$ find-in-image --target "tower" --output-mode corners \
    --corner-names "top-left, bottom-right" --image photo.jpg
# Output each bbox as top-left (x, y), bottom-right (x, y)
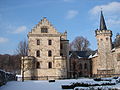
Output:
top-left (95, 11), bottom-right (114, 75)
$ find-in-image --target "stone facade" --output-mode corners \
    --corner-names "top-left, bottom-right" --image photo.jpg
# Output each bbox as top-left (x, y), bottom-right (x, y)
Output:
top-left (92, 11), bottom-right (120, 77)
top-left (69, 51), bottom-right (92, 78)
top-left (21, 17), bottom-right (69, 80)
top-left (21, 11), bottom-right (120, 79)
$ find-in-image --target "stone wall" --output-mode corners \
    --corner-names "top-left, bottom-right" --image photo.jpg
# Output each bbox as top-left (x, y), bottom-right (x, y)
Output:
top-left (22, 18), bottom-right (69, 80)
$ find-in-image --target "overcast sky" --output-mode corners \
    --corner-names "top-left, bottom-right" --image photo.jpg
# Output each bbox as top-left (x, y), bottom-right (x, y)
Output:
top-left (0, 0), bottom-right (120, 54)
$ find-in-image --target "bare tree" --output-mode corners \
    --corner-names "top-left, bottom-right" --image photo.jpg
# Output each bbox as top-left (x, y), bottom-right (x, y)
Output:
top-left (16, 40), bottom-right (28, 56)
top-left (69, 41), bottom-right (74, 51)
top-left (69, 36), bottom-right (90, 51)
top-left (16, 40), bottom-right (28, 82)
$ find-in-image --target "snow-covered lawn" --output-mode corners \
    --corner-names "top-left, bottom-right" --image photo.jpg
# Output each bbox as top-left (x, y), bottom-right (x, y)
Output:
top-left (0, 78), bottom-right (120, 90)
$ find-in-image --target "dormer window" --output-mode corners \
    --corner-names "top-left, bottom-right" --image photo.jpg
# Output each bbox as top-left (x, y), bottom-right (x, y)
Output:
top-left (41, 27), bottom-right (48, 33)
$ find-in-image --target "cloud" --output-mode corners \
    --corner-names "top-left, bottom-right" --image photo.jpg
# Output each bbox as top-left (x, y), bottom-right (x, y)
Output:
top-left (12, 26), bottom-right (27, 34)
top-left (90, 2), bottom-right (120, 15)
top-left (0, 37), bottom-right (8, 43)
top-left (107, 18), bottom-right (120, 28)
top-left (89, 2), bottom-right (120, 29)
top-left (66, 10), bottom-right (79, 19)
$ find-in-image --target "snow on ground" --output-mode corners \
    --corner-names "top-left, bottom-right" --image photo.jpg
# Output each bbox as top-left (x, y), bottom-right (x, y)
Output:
top-left (0, 78), bottom-right (120, 90)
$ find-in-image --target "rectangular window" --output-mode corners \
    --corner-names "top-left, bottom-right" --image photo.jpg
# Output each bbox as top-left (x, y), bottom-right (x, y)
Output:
top-left (48, 50), bottom-right (52, 57)
top-left (48, 62), bottom-right (52, 68)
top-left (41, 28), bottom-right (48, 33)
top-left (48, 40), bottom-right (52, 45)
top-left (36, 50), bottom-right (40, 57)
top-left (37, 39), bottom-right (40, 45)
top-left (60, 43), bottom-right (63, 49)
top-left (36, 62), bottom-right (40, 69)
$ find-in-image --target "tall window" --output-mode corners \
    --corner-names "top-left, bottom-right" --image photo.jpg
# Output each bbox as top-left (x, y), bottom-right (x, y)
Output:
top-left (36, 62), bottom-right (40, 68)
top-left (60, 43), bottom-right (63, 49)
top-left (84, 63), bottom-right (87, 69)
top-left (36, 50), bottom-right (40, 57)
top-left (48, 50), bottom-right (52, 57)
top-left (80, 63), bottom-right (82, 69)
top-left (37, 39), bottom-right (40, 45)
top-left (48, 40), bottom-right (52, 45)
top-left (48, 62), bottom-right (52, 68)
top-left (41, 27), bottom-right (48, 33)
top-left (60, 53), bottom-right (63, 56)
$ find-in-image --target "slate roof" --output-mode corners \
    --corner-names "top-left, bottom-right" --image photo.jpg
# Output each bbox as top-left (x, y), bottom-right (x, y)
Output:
top-left (69, 50), bottom-right (97, 58)
top-left (100, 11), bottom-right (107, 30)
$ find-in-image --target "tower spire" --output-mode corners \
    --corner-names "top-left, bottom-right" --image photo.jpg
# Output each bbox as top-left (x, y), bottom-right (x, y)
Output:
top-left (100, 10), bottom-right (107, 30)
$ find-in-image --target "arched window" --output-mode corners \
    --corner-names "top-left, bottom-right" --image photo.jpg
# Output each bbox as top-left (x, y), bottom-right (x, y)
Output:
top-left (84, 63), bottom-right (87, 69)
top-left (36, 62), bottom-right (40, 68)
top-left (80, 63), bottom-right (82, 69)
top-left (106, 37), bottom-right (108, 40)
top-left (36, 50), bottom-right (40, 57)
top-left (48, 62), bottom-right (52, 68)
top-left (79, 71), bottom-right (82, 76)
top-left (37, 39), bottom-right (40, 45)
top-left (48, 50), bottom-right (52, 57)
top-left (101, 38), bottom-right (103, 41)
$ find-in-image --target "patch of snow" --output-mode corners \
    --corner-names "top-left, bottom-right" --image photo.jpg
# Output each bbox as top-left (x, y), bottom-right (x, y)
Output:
top-left (0, 78), bottom-right (120, 90)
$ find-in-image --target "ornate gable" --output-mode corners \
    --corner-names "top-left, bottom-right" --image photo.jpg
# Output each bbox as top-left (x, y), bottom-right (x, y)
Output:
top-left (30, 17), bottom-right (59, 34)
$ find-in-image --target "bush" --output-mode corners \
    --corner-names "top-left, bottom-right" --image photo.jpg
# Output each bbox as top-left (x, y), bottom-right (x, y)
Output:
top-left (94, 78), bottom-right (101, 81)
top-left (49, 80), bottom-right (55, 82)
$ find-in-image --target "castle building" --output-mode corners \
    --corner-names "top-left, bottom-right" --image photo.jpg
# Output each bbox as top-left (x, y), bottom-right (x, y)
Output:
top-left (21, 11), bottom-right (120, 80)
top-left (21, 18), bottom-right (69, 80)
top-left (69, 11), bottom-right (120, 78)
top-left (92, 11), bottom-right (120, 77)
top-left (69, 51), bottom-right (94, 78)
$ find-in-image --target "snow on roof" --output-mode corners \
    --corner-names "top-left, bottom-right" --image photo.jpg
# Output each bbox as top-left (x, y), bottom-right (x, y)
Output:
top-left (77, 56), bottom-right (83, 59)
top-left (88, 53), bottom-right (98, 59)
top-left (69, 53), bottom-right (72, 57)
top-left (92, 53), bottom-right (98, 58)
top-left (88, 55), bottom-right (93, 59)
top-left (111, 48), bottom-right (115, 52)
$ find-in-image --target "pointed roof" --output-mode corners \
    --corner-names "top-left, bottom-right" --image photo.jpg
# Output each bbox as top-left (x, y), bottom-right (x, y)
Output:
top-left (100, 11), bottom-right (107, 30)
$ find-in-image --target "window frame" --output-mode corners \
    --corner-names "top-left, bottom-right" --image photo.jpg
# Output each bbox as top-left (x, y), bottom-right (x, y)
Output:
top-left (48, 62), bottom-right (52, 68)
top-left (36, 62), bottom-right (40, 69)
top-left (41, 27), bottom-right (48, 33)
top-left (48, 40), bottom-right (52, 45)
top-left (84, 63), bottom-right (87, 69)
top-left (37, 39), bottom-right (40, 45)
top-left (36, 50), bottom-right (40, 57)
top-left (48, 50), bottom-right (52, 57)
